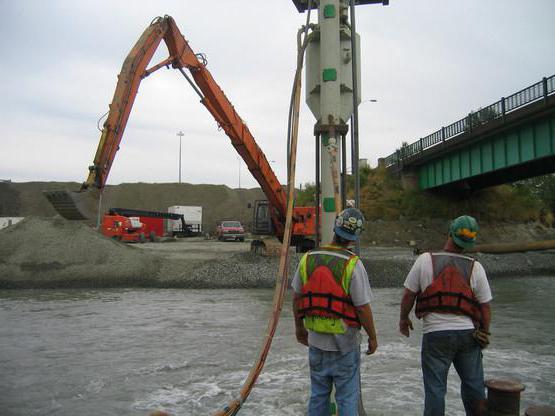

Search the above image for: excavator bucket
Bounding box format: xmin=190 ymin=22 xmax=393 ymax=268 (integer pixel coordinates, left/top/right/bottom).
xmin=43 ymin=189 xmax=100 ymax=221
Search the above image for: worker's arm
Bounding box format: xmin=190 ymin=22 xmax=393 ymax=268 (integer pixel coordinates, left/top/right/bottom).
xmin=480 ymin=302 xmax=491 ymax=332
xmin=292 ymin=293 xmax=308 ymax=346
xmin=399 ymin=288 xmax=417 ymax=337
xmin=355 ymin=303 xmax=378 ymax=355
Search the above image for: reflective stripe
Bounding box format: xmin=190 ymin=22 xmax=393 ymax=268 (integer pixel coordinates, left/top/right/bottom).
xmin=309 ymin=250 xmax=352 ymax=260
xmin=304 ymin=315 xmax=346 ymax=334
xmin=299 ymin=253 xmax=309 ymax=285
xmin=341 ymin=257 xmax=358 ymax=294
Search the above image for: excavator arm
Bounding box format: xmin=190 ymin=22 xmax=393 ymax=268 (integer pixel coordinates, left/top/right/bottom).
xmin=46 ymin=15 xmax=290 ymax=235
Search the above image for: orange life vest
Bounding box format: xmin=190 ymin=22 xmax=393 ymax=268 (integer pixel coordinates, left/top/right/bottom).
xmin=415 ymin=253 xmax=482 ymax=324
xmin=297 ymin=246 xmax=361 ymax=333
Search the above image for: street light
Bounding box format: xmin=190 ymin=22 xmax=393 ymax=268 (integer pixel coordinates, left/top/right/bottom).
xmin=176 ymin=131 xmax=184 ymax=184
xmin=237 ymin=155 xmax=241 ymax=189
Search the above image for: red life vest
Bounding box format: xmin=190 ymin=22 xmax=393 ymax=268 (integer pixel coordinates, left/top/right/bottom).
xmin=297 ymin=246 xmax=361 ymax=331
xmin=415 ymin=253 xmax=482 ymax=324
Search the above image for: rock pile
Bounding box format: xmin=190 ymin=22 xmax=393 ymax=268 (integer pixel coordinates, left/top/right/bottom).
xmin=0 ymin=216 xmax=160 ymax=288
xmin=1 ymin=216 xmax=553 ymax=289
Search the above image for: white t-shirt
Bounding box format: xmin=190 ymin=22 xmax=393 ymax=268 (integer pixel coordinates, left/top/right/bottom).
xmin=292 ymin=250 xmax=372 ymax=352
xmin=404 ymin=252 xmax=492 ymax=334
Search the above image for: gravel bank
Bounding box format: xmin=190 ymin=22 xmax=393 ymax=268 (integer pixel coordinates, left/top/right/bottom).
xmin=0 ymin=217 xmax=553 ymax=289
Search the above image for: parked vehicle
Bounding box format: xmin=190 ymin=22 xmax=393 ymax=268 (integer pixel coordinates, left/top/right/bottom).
xmin=216 ymin=221 xmax=245 ymax=242
xmin=167 ymin=206 xmax=202 ymax=236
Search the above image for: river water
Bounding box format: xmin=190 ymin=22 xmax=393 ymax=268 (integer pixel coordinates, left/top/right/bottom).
xmin=1 ymin=276 xmax=554 ymax=416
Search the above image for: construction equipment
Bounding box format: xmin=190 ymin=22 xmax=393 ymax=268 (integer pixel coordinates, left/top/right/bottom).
xmin=101 ymin=213 xmax=146 ymax=243
xmin=43 ymin=15 xmax=315 ymax=251
xmin=106 ymin=207 xmax=195 ymax=240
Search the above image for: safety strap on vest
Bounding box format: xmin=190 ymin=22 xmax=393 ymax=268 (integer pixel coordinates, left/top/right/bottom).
xmin=297 ymin=291 xmax=360 ymax=324
xmin=416 ymin=290 xmax=481 ymax=315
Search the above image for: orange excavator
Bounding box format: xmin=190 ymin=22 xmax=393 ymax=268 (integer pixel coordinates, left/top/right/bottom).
xmin=44 ymin=15 xmax=315 ymax=251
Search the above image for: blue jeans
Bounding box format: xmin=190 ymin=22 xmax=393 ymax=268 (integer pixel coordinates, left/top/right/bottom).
xmin=421 ymin=329 xmax=486 ymax=416
xmin=308 ymin=346 xmax=360 ymax=416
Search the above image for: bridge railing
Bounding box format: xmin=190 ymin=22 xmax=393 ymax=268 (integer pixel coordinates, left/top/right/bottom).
xmin=383 ymin=74 xmax=555 ymax=168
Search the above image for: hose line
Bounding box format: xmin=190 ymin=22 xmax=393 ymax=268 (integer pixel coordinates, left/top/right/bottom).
xmin=213 ymin=3 xmax=313 ymax=416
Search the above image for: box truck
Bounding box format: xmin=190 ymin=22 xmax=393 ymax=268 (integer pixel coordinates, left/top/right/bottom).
xmin=167 ymin=206 xmax=202 ymax=236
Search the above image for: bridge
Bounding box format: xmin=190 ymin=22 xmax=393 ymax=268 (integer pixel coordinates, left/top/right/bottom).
xmin=383 ymin=74 xmax=555 ymax=191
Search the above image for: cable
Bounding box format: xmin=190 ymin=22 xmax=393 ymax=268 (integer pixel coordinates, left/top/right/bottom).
xmin=96 ymin=110 xmax=109 ymax=132
xmin=287 ymin=2 xmax=314 ymax=180
xmin=213 ymin=3 xmax=313 ymax=415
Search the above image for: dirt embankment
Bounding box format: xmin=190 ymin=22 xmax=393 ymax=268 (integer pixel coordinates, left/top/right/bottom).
xmin=1 ymin=216 xmax=554 ymax=290
xmin=1 ymin=181 xmax=554 ymax=289
xmin=0 ymin=181 xmax=265 ymax=233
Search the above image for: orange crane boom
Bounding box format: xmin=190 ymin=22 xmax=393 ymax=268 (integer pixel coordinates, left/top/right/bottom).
xmin=45 ymin=15 xmax=314 ymax=243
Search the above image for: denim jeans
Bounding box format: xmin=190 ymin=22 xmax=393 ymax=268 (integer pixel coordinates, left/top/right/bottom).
xmin=421 ymin=329 xmax=485 ymax=416
xmin=308 ymin=346 xmax=360 ymax=416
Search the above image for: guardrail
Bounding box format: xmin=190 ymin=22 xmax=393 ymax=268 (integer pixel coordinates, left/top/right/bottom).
xmin=383 ymin=74 xmax=555 ymax=168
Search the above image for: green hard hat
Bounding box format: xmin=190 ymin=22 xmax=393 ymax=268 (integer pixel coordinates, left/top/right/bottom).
xmin=449 ymin=215 xmax=479 ymax=249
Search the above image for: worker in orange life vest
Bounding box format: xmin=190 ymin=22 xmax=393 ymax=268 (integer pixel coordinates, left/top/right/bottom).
xmin=399 ymin=215 xmax=492 ymax=416
xmin=292 ymin=207 xmax=378 ymax=416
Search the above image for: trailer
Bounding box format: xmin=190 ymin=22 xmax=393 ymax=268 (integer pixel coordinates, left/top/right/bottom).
xmin=167 ymin=206 xmax=202 ymax=236
xmin=106 ymin=208 xmax=196 ymax=240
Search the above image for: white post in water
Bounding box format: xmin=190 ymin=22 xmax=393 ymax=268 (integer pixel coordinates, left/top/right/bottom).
xmin=305 ymin=0 xmax=360 ymax=244
xmin=318 ymin=0 xmax=342 ymax=244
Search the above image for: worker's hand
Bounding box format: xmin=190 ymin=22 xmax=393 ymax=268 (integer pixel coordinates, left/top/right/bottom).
xmin=295 ymin=326 xmax=308 ymax=347
xmin=473 ymin=328 xmax=490 ymax=349
xmin=399 ymin=318 xmax=413 ymax=337
xmin=366 ymin=337 xmax=378 ymax=355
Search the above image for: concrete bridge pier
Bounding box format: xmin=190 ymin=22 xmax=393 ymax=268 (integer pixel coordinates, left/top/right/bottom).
xmin=400 ymin=168 xmax=419 ymax=191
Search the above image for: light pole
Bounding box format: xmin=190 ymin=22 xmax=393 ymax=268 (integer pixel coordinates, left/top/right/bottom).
xmin=176 ymin=130 xmax=184 ymax=184
xmin=237 ymin=155 xmax=241 ymax=189
xmin=351 ymin=97 xmax=377 ymax=254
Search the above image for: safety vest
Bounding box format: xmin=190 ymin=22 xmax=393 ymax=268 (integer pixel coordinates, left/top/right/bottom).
xmin=297 ymin=245 xmax=361 ymax=335
xmin=415 ymin=252 xmax=482 ymax=324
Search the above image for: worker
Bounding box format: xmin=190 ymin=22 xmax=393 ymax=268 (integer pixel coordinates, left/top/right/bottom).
xmin=399 ymin=215 xmax=492 ymax=416
xmin=292 ymin=207 xmax=378 ymax=416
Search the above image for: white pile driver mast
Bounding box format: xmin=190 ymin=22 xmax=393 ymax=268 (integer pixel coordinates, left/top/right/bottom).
xmin=292 ymin=0 xmax=388 ymax=245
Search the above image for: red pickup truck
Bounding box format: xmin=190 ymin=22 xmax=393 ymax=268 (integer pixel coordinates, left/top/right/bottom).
xmin=216 ymin=221 xmax=245 ymax=242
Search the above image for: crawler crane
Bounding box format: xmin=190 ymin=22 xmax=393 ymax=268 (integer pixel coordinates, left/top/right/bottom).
xmin=44 ymin=15 xmax=315 ymax=251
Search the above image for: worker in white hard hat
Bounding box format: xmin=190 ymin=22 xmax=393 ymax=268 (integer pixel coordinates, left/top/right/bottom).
xmin=292 ymin=207 xmax=378 ymax=416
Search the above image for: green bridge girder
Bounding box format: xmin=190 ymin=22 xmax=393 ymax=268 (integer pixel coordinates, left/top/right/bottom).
xmin=384 ymin=74 xmax=555 ymax=191
xmin=419 ymin=112 xmax=555 ymax=190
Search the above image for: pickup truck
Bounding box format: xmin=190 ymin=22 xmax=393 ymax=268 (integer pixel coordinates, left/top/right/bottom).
xmin=216 ymin=221 xmax=245 ymax=242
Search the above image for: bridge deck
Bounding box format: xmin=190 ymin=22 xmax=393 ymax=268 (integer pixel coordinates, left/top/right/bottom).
xmin=384 ymin=75 xmax=555 ymax=190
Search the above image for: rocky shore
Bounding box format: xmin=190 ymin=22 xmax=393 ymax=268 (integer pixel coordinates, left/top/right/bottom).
xmin=0 ymin=217 xmax=553 ymax=289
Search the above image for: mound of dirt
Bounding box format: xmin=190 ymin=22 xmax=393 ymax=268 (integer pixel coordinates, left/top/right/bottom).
xmin=362 ymin=218 xmax=555 ymax=250
xmin=1 ymin=181 xmax=265 ymax=233
xmin=0 ymin=216 xmax=161 ymax=288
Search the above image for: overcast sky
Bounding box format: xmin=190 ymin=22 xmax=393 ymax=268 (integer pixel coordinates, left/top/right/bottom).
xmin=1 ymin=0 xmax=554 ymax=189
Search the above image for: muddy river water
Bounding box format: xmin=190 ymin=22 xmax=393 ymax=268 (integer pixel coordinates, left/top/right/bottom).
xmin=1 ymin=276 xmax=554 ymax=415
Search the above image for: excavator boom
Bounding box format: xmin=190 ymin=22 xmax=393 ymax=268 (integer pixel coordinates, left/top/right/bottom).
xmin=45 ymin=16 xmax=308 ymax=239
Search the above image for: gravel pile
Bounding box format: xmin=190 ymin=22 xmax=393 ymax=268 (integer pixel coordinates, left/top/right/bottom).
xmin=1 ymin=217 xmax=553 ymax=289
xmin=0 ymin=216 xmax=161 ymax=288
xmin=0 ymin=216 xmax=300 ymax=289
xmin=359 ymin=246 xmax=555 ymax=288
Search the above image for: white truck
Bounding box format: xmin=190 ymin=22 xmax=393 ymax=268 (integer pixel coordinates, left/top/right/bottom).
xmin=166 ymin=206 xmax=202 ymax=237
